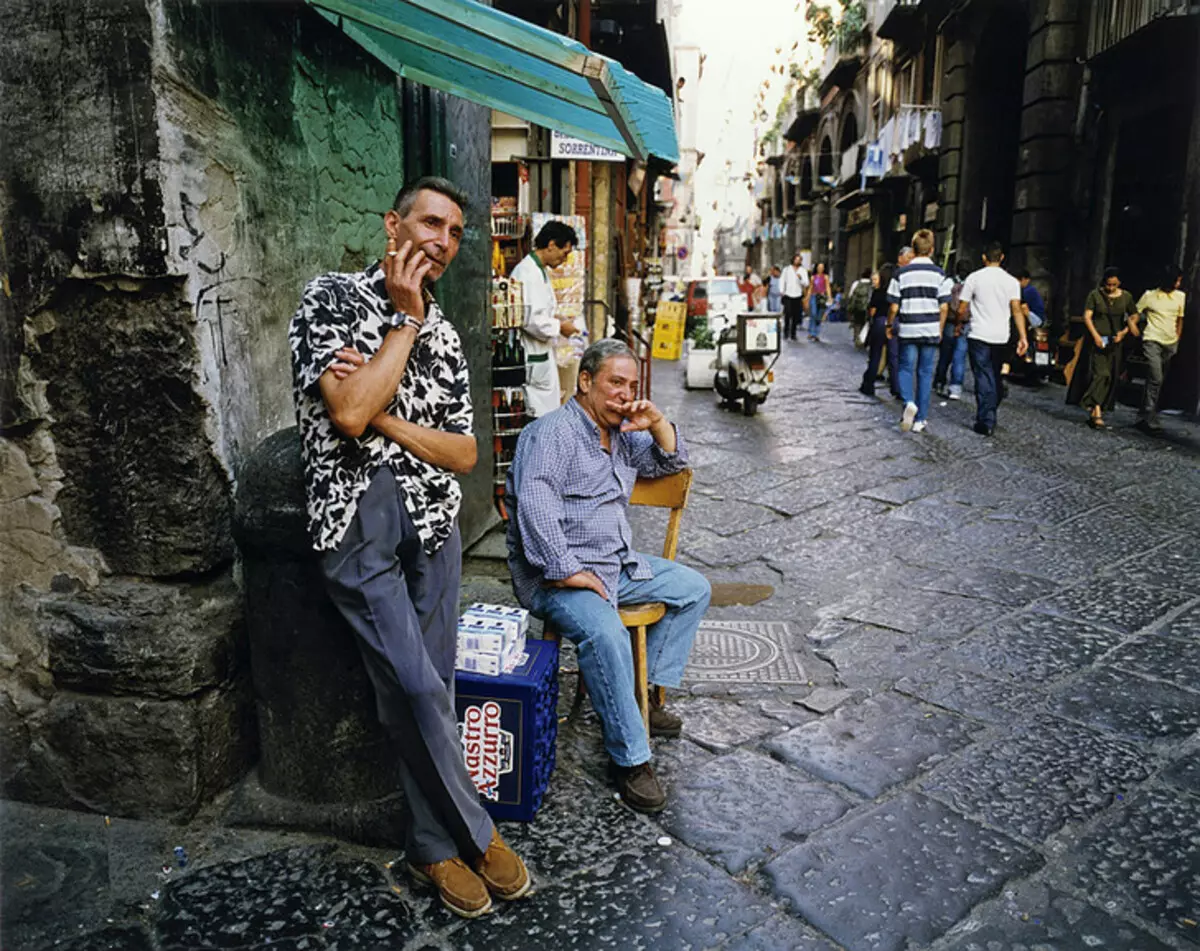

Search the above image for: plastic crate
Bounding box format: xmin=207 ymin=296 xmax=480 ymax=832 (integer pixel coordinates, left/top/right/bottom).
xmin=454 ymin=638 xmax=559 ymax=821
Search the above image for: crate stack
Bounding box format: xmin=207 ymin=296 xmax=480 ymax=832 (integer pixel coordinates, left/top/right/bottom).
xmin=651 ymin=300 xmax=687 ymax=360
xmin=455 ymin=602 xmax=528 ymax=677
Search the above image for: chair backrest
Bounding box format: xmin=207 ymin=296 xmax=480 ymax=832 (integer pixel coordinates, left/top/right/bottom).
xmin=629 ymin=469 xmax=693 ymax=561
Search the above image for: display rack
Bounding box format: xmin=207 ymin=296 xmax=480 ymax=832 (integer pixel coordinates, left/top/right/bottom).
xmin=489 ymin=277 xmax=527 ymax=520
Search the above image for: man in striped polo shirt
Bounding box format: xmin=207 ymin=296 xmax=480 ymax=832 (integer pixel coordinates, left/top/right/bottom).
xmin=886 ymin=229 xmax=953 ymax=432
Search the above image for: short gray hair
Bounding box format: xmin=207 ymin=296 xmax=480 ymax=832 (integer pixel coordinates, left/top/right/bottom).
xmin=578 ymin=338 xmax=635 ymax=384
xmin=392 ymin=176 xmax=470 ymax=218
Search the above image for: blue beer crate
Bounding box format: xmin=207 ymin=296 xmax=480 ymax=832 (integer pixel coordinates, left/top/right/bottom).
xmin=454 ymin=637 xmax=559 ymax=821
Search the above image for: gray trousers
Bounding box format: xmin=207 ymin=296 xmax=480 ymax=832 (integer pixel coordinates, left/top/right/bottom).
xmin=1141 ymin=340 xmax=1177 ymax=423
xmin=320 ymin=468 xmax=492 ymax=864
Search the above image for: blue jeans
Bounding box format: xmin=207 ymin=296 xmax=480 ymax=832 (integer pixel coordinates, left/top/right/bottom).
xmin=935 ymin=327 xmax=968 ymax=389
xmin=968 ymin=337 xmax=1003 ymax=430
xmin=808 ymin=295 xmax=825 ymax=338
xmin=897 ymin=340 xmax=939 ymax=423
xmin=530 ymin=555 xmax=710 ymax=767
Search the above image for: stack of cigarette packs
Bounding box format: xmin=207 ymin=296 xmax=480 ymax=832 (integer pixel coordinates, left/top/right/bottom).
xmin=455 ymin=603 xmax=529 ymax=676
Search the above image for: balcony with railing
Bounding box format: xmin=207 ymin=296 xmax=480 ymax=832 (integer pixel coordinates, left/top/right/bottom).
xmin=875 ymin=0 xmax=923 ymax=42
xmin=1088 ymin=0 xmax=1195 ymax=58
xmin=818 ymin=7 xmax=871 ymax=95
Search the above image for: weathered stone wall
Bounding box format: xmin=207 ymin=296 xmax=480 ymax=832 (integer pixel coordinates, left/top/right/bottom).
xmin=1 ymin=0 xmax=493 ymax=818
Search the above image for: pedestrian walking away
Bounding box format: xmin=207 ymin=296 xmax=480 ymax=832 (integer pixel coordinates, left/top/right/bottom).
xmin=780 ymin=252 xmax=809 ymax=340
xmin=506 ymin=339 xmax=711 ymax=815
xmin=887 ymin=246 xmax=916 ymax=396
xmin=859 ymin=264 xmax=894 ymax=397
xmin=1066 ymin=266 xmax=1137 ymax=429
xmin=766 ymin=265 xmax=783 ymax=313
xmin=958 ymin=243 xmax=1028 ymax=436
xmin=288 ymin=176 xmax=530 ymax=919
xmin=1130 ymin=264 xmax=1186 ymax=433
xmin=808 ymin=262 xmax=829 ymax=341
xmin=511 ymin=220 xmax=582 ymax=418
xmin=934 ymin=260 xmax=972 ymax=400
xmin=887 ymin=231 xmax=953 ymax=432
xmin=846 ymin=268 xmax=873 ymax=348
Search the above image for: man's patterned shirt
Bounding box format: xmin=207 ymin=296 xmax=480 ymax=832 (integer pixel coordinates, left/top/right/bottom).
xmin=288 ymin=263 xmax=472 ymax=554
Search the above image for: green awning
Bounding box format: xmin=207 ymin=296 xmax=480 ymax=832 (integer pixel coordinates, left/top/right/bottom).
xmin=307 ymin=0 xmax=679 ymax=163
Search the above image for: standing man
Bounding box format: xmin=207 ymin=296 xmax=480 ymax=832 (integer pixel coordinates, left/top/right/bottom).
xmin=1130 ymin=264 xmax=1186 ymax=434
xmin=780 ymin=252 xmax=810 ymax=341
xmin=289 ymin=177 xmax=530 ymax=919
xmin=511 ymin=221 xmax=581 ymax=418
xmin=958 ymin=242 xmax=1028 ymax=436
xmin=766 ymin=265 xmax=783 ymax=313
xmin=506 ymin=339 xmax=710 ymax=814
xmin=887 ymin=232 xmax=952 ymax=432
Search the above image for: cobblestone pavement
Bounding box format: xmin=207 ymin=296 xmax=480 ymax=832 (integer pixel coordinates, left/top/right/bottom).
xmin=5 ymin=324 xmax=1200 ymax=950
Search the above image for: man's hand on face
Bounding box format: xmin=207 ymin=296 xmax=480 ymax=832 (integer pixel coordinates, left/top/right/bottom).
xmin=551 ymin=571 xmax=608 ymax=601
xmin=385 ymin=237 xmax=433 ymax=320
xmin=330 ymin=347 xmax=366 ymax=380
xmin=608 ymin=399 xmax=664 ymax=433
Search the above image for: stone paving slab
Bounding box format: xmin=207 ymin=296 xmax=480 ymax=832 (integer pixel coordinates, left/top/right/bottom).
xmin=1055 ymin=784 xmax=1200 ymax=947
xmin=1048 ymin=665 xmax=1200 ymax=742
xmin=935 ymin=877 xmax=1180 ymax=951
xmin=765 ymin=692 xmax=981 ymax=799
xmin=814 ymin=625 xmax=930 ymax=689
xmin=1165 ymin=602 xmax=1200 ymax=641
xmin=763 ymin=792 xmax=1041 ymax=951
xmin=944 ymin=612 xmax=1125 ymax=684
xmin=836 ymin=587 xmax=1007 ymax=643
xmin=659 ymin=747 xmax=852 ymax=874
xmin=1102 ymin=537 xmax=1200 ymax=594
xmin=728 ymin=913 xmax=841 ymax=950
xmin=1161 ymin=751 xmax=1200 ymax=795
xmin=909 ymin=566 xmax=1062 ymax=607
xmin=1108 ymin=634 xmax=1200 ymax=693
xmin=920 ymin=714 xmax=1153 ymax=843
xmin=1031 ymin=582 xmax=1196 ymax=636
xmin=666 ymin=697 xmax=791 ymax=753
xmin=447 ymin=842 xmax=781 ymax=951
xmin=894 ymin=655 xmax=1046 ymax=725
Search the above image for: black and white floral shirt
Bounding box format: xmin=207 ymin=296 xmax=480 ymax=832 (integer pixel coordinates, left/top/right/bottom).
xmin=288 ymin=263 xmax=473 ymax=554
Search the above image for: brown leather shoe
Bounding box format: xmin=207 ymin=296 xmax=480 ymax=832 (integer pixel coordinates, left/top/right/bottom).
xmin=407 ymin=857 xmax=492 ymax=918
xmin=474 ymin=827 xmax=531 ymax=900
xmin=611 ymin=761 xmax=667 ymax=813
xmin=649 ymin=701 xmax=683 ymax=738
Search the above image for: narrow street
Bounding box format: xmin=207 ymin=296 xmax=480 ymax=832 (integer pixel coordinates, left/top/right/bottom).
xmin=7 ymin=325 xmax=1199 ymax=951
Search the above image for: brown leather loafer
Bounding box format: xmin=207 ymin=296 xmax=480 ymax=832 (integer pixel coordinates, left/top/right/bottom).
xmin=475 ymin=827 xmax=532 ymax=900
xmin=407 ymin=857 xmax=493 ymax=918
xmin=649 ymin=703 xmax=683 ymax=738
xmin=611 ymin=761 xmax=667 ymax=813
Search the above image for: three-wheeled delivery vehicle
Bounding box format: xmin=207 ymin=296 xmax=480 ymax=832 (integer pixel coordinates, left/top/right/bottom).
xmin=713 ymin=312 xmax=781 ymax=416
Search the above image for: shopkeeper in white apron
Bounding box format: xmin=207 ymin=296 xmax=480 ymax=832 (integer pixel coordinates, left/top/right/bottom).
xmin=511 ymin=220 xmax=580 ymax=417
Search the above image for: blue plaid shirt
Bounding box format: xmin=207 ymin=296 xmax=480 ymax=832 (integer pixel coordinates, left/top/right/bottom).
xmin=505 ymin=398 xmax=688 ymax=611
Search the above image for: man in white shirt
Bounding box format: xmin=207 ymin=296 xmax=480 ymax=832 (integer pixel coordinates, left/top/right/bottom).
xmin=511 ymin=221 xmax=581 ymax=417
xmin=779 ymin=252 xmax=810 ymax=341
xmin=957 ymin=242 xmax=1028 ymax=436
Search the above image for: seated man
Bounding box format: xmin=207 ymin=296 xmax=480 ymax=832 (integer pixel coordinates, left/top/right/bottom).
xmin=505 ymin=339 xmax=711 ymax=814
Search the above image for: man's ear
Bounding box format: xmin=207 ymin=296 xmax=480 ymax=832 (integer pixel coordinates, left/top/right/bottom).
xmin=577 ymin=370 xmax=591 ymax=394
xmin=384 ymin=209 xmax=403 ymax=240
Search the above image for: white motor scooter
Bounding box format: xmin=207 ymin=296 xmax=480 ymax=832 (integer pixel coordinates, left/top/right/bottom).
xmin=713 ymin=312 xmax=781 ymax=416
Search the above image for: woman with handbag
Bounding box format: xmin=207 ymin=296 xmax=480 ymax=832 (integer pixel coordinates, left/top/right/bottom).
xmin=1066 ymin=267 xmax=1138 ymax=429
xmin=808 ymin=262 xmax=829 ymax=342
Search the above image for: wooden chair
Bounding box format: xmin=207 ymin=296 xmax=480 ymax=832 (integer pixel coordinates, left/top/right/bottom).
xmin=545 ymin=469 xmax=693 ymax=735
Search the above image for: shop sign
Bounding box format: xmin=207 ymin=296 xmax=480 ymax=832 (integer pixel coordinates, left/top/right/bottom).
xmin=460 ymin=701 xmax=514 ymax=801
xmin=550 ymin=131 xmax=625 ymax=162
xmin=924 ymin=202 xmax=939 ymax=223
xmin=846 ymin=204 xmax=872 ymax=229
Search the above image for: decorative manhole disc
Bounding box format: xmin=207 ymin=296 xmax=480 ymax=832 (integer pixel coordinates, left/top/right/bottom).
xmin=682 ymin=620 xmax=808 ymax=684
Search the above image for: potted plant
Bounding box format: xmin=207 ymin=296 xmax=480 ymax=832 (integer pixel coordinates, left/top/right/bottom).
xmin=685 ymin=324 xmax=718 ymax=389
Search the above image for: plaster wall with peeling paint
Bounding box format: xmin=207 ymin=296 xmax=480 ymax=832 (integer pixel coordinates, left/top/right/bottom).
xmin=0 ymin=0 xmax=493 ymax=819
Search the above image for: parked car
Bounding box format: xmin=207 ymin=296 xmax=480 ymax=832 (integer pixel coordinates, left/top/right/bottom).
xmin=685 ymin=276 xmax=743 ymax=337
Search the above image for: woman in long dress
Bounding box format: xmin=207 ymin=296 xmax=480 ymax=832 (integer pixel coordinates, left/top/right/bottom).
xmin=1066 ymin=267 xmax=1138 ymax=429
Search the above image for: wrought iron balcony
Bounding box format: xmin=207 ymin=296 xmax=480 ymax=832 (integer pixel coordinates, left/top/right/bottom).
xmin=1087 ymin=0 xmax=1195 ymax=58
xmin=875 ymin=0 xmax=923 ymax=42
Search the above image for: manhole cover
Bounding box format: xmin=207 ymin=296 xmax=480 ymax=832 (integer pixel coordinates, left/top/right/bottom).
xmin=682 ymin=620 xmax=808 ymax=684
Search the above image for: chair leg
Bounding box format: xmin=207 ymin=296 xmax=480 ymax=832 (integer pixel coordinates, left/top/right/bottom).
xmin=632 ymin=625 xmax=650 ymax=736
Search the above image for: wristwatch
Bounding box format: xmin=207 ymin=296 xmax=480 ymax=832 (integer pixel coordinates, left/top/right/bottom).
xmin=388 ymin=311 xmax=424 ymax=333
